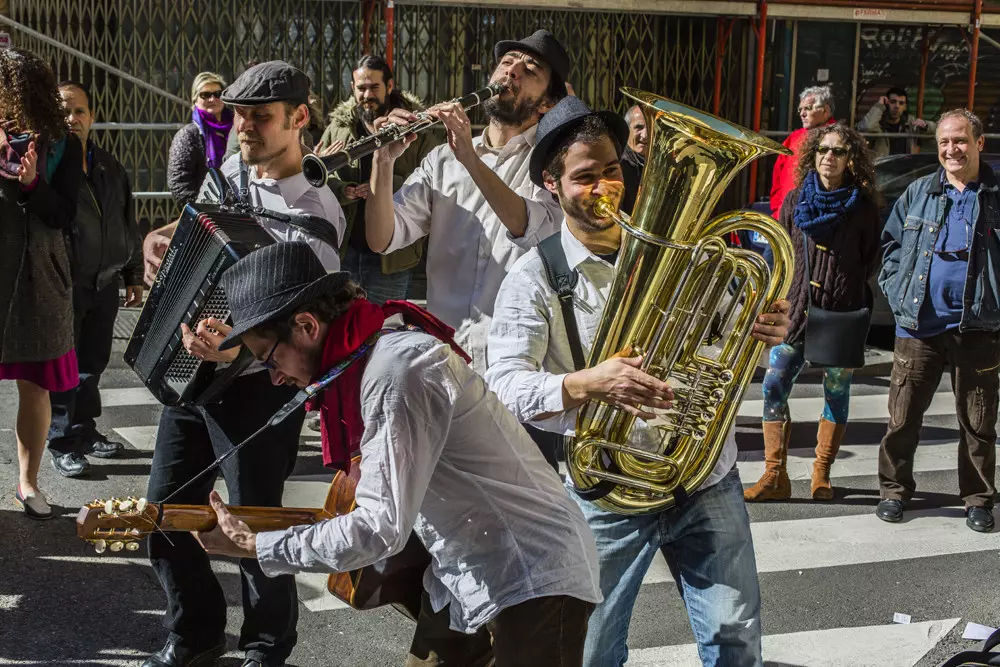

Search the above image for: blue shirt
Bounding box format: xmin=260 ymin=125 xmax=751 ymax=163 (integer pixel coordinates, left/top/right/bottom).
xmin=897 ymin=177 xmax=978 ymax=338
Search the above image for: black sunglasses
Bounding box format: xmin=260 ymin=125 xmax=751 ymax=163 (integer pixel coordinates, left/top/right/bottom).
xmin=198 ymin=90 xmax=223 ymax=100
xmin=816 ymin=146 xmax=849 ymax=157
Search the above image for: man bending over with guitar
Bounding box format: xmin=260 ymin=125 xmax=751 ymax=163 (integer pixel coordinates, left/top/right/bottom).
xmin=195 ymin=241 xmax=602 ymax=666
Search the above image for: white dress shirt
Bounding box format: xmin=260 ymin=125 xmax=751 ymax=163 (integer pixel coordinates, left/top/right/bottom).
xmin=485 ymin=221 xmax=737 ymax=495
xmin=200 ymin=153 xmax=346 ymax=271
xmin=256 ymin=321 xmax=601 ymax=633
xmin=383 ymin=125 xmax=563 ymax=372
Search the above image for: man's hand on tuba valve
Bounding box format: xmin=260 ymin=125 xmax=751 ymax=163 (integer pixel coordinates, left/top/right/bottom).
xmin=751 ymin=298 xmax=791 ymax=347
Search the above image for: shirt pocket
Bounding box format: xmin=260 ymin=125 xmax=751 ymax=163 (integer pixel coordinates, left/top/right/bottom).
xmin=900 ymin=215 xmax=925 ymax=254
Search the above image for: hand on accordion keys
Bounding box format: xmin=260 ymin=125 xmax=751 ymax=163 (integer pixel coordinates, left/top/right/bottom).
xmin=180 ymin=317 xmax=240 ymax=364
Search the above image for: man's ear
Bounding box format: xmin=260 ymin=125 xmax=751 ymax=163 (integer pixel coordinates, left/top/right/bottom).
xmin=294 ymin=103 xmax=310 ymax=131
xmin=386 ymin=79 xmax=395 ymax=95
xmin=293 ymin=311 xmax=323 ymax=342
xmin=542 ymin=169 xmax=559 ymax=196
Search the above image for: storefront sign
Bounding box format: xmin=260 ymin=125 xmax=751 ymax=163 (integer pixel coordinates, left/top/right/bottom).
xmin=853 ymin=8 xmax=888 ymax=20
xmin=0 ymin=32 xmax=10 ymax=50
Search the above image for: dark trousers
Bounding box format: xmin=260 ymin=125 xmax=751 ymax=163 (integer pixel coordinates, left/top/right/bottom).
xmin=405 ymin=592 xmax=594 ymax=667
xmin=146 ymin=371 xmax=304 ymax=663
xmin=879 ymin=330 xmax=1000 ymax=508
xmin=48 ymin=282 xmax=119 ymax=455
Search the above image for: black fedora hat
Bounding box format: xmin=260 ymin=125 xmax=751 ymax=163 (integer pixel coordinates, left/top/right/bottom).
xmin=218 ymin=242 xmax=350 ymax=351
xmin=494 ymin=30 xmax=570 ymax=97
xmin=528 ymin=95 xmax=631 ymax=187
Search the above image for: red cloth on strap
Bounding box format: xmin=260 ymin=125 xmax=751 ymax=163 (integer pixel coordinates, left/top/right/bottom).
xmin=305 ymin=299 xmax=470 ymax=471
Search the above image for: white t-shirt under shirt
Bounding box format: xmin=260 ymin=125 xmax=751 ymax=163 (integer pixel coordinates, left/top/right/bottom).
xmin=197 ymin=153 xmax=346 ymax=271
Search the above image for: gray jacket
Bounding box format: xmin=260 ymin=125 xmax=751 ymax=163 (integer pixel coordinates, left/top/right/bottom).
xmin=857 ymin=102 xmax=935 ymax=158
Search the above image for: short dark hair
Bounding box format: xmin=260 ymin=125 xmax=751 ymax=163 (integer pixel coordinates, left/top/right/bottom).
xmin=355 ymin=55 xmax=393 ymax=84
xmin=252 ymin=282 xmax=367 ymax=342
xmin=545 ymin=73 xmax=567 ymax=106
xmin=886 ymin=86 xmax=908 ymax=100
xmin=58 ymin=80 xmax=92 ymax=111
xmin=542 ymin=114 xmax=620 ymax=182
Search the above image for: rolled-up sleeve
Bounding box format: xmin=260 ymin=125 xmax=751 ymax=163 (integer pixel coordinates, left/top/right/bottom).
xmin=508 ymin=184 xmax=562 ymax=250
xmin=485 ymin=264 xmax=567 ymax=424
xmin=383 ymin=151 xmax=438 ymax=254
xmin=256 ymin=344 xmax=457 ymax=577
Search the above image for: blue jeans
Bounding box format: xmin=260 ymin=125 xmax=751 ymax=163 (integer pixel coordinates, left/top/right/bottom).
xmin=342 ymin=245 xmax=412 ymax=305
xmin=572 ymin=467 xmax=762 ymax=667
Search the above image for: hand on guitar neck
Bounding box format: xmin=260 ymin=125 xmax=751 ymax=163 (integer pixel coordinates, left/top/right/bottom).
xmin=193 ymin=490 xmax=258 ymax=558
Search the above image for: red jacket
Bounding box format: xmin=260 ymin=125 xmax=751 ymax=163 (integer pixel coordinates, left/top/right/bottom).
xmin=769 ymin=118 xmax=836 ymax=218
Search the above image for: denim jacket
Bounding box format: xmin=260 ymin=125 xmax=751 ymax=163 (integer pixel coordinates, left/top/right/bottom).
xmin=878 ymin=162 xmax=1000 ymax=331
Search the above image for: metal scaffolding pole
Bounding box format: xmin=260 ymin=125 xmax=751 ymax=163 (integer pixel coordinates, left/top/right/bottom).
xmin=969 ymin=0 xmax=983 ymax=109
xmin=748 ymin=0 xmax=768 ymax=203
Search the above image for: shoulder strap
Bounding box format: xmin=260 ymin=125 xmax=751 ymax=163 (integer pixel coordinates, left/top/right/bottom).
xmin=801 ymin=233 xmax=813 ymax=308
xmin=536 ymin=232 xmax=586 ymax=372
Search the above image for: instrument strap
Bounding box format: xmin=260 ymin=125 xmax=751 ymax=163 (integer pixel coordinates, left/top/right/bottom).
xmin=536 ymin=232 xmax=586 ymax=372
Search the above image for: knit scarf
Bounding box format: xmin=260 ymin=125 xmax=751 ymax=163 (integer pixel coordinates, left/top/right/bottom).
xmin=0 ymin=124 xmax=65 ymax=183
xmin=792 ymin=170 xmax=861 ymax=239
xmin=192 ymin=106 xmax=234 ymax=169
xmin=305 ymin=298 xmax=471 ymax=472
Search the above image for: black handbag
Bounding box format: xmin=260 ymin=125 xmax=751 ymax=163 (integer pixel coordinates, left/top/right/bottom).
xmin=801 ymin=235 xmax=872 ymax=369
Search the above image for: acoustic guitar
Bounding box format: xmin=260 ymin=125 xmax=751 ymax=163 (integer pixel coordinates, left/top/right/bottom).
xmin=76 ymin=456 xmax=429 ymax=617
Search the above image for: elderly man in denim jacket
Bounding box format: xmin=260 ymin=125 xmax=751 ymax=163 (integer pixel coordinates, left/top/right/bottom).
xmin=877 ymin=108 xmax=1000 ymax=533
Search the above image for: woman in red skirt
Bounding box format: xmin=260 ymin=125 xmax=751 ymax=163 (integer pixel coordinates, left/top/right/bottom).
xmin=0 ymin=49 xmax=83 ymax=519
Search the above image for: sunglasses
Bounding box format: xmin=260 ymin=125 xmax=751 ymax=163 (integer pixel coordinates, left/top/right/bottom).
xmin=198 ymin=90 xmax=223 ymax=100
xmin=817 ymin=146 xmax=849 ymax=157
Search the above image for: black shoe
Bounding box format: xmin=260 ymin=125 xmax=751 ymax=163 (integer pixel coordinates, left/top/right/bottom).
xmin=51 ymin=452 xmax=91 ymax=478
xmin=876 ymin=498 xmax=905 ymax=523
xmin=242 ymin=660 xmax=283 ymax=667
xmin=86 ymin=435 xmax=125 ymax=459
xmin=141 ymin=637 xmax=226 ymax=667
xmin=966 ymin=506 xmax=995 ymax=533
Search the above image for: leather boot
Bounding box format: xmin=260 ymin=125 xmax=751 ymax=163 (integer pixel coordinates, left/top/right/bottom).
xmin=744 ymin=420 xmax=792 ymax=502
xmin=811 ymin=418 xmax=846 ymax=501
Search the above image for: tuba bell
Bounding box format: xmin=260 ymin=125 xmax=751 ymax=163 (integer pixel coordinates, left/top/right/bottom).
xmin=565 ymin=89 xmax=795 ymax=515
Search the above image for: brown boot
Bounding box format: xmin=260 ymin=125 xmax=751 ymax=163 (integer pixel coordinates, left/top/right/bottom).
xmin=811 ymin=419 xmax=846 ymax=501
xmin=744 ymin=420 xmax=792 ymax=502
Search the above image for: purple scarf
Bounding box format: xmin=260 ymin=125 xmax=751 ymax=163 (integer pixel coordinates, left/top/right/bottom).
xmin=191 ymin=106 xmax=234 ymax=169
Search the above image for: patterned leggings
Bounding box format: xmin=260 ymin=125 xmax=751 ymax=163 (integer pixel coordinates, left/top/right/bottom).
xmin=762 ymin=343 xmax=853 ymax=424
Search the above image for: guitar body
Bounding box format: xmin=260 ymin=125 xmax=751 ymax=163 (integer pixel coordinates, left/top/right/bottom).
xmin=324 ymin=456 xmax=430 ymax=618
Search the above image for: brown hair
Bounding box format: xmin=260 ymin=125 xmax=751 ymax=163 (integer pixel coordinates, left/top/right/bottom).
xmin=794 ymin=123 xmax=878 ymax=201
xmin=0 ymin=49 xmax=67 ymax=140
xmin=252 ymin=282 xmax=367 ymax=342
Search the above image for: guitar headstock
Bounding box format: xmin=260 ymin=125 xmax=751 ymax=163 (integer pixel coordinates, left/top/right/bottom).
xmin=76 ymin=497 xmax=158 ymax=553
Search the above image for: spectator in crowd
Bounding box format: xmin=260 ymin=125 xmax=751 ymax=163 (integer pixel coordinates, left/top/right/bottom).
xmin=46 ymin=81 xmax=144 ymax=478
xmin=745 ymin=124 xmax=881 ymax=502
xmin=0 ymin=49 xmax=82 ymax=520
xmin=857 ymin=86 xmax=935 ymax=157
xmin=620 ymin=104 xmax=647 ymax=215
xmin=316 ymin=55 xmax=440 ymax=304
xmin=168 ymin=71 xmax=234 ymax=204
xmin=770 ymin=85 xmax=836 ymax=218
xmin=877 ymin=109 xmax=999 ymax=533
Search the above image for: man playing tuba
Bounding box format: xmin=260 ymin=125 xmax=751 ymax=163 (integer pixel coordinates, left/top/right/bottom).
xmin=486 ymin=96 xmax=791 ymax=667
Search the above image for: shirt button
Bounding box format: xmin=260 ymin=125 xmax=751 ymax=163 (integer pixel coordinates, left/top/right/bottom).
xmin=924 ymin=251 xmax=930 ymax=257
xmin=919 ymin=274 xmax=924 ymax=280
xmin=929 ymin=227 xmax=935 ymax=232
xmin=914 ymin=297 xmax=919 ymax=303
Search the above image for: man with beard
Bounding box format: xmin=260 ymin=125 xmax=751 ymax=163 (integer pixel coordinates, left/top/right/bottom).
xmin=365 ymin=30 xmax=568 ymax=372
xmin=316 ymin=55 xmax=439 ymax=303
xmin=137 ymin=61 xmax=344 ymax=667
xmin=486 ymin=96 xmax=792 ymax=667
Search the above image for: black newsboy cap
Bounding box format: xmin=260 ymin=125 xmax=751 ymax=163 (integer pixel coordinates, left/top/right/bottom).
xmin=222 ymin=60 xmax=311 ymax=106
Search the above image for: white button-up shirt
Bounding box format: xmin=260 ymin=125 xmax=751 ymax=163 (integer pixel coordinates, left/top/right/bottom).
xmin=203 ymin=154 xmax=346 ymax=271
xmin=485 ymin=221 xmax=737 ymax=494
xmin=384 ymin=125 xmax=563 ymax=372
xmin=256 ymin=323 xmax=601 ymax=633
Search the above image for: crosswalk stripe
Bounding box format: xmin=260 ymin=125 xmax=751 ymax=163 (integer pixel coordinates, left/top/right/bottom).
xmin=112 ymin=424 xmax=321 ymax=451
xmin=625 ymin=617 xmax=961 ymax=667
xmin=101 ymin=386 xmax=158 ymax=407
xmin=738 ymin=389 xmax=957 ymax=420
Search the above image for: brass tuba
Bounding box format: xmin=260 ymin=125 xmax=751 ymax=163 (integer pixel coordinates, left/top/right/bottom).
xmin=566 ymin=89 xmax=795 ymax=515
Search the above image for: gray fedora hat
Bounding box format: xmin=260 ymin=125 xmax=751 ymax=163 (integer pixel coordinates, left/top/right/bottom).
xmin=218 ymin=242 xmax=350 ymax=351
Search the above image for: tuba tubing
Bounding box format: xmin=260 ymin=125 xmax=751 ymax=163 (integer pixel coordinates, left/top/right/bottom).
xmin=565 ymin=88 xmax=795 ymax=515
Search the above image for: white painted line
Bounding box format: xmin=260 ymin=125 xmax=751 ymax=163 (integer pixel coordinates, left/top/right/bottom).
xmin=736 ymin=439 xmax=996 ymax=482
xmin=113 ymin=425 xmax=158 ymax=451
xmin=100 ymin=386 xmax=158 ymax=407
xmin=297 ymin=571 xmax=350 ymax=612
xmin=626 ymin=617 xmax=960 ymax=667
xmin=739 ymin=390 xmax=955 ymax=421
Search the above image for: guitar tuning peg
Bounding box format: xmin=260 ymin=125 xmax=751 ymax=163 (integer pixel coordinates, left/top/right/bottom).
xmin=119 ymin=499 xmax=134 ymax=511
xmin=136 ymin=498 xmax=148 ymax=512
xmin=109 ymin=541 xmax=124 ymax=552
xmin=125 ymin=542 xmax=139 ymax=552
xmin=94 ymin=539 xmax=107 ymax=554
xmin=104 ymin=500 xmax=114 ymax=514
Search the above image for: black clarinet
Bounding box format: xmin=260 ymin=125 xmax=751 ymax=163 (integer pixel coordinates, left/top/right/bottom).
xmin=302 ymin=82 xmax=506 ymax=188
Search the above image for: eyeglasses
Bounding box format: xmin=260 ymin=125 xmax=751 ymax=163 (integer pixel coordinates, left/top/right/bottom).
xmin=198 ymin=90 xmax=223 ymax=100
xmin=261 ymin=339 xmax=281 ymax=371
xmin=798 ymin=104 xmax=822 ymax=113
xmin=817 ymin=146 xmax=849 ymax=157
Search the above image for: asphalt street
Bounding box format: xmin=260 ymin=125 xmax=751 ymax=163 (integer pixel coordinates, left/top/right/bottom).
xmin=0 ymin=321 xmax=998 ymax=667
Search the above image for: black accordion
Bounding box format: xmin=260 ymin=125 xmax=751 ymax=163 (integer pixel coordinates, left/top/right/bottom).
xmin=125 ymin=203 xmax=275 ymax=406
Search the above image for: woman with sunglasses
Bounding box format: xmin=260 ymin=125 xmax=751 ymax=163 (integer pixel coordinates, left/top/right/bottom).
xmin=745 ymin=123 xmax=881 ymax=503
xmin=167 ymin=71 xmax=234 ymax=204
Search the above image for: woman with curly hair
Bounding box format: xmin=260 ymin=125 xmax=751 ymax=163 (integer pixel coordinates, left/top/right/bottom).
xmin=0 ymin=48 xmax=82 ymax=519
xmin=745 ymin=123 xmax=881 ymax=503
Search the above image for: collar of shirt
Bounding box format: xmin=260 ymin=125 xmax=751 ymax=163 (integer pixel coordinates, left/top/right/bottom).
xmin=561 ymin=220 xmax=618 ymax=271
xmin=248 ymin=166 xmax=312 ymax=208
xmin=475 ymin=123 xmax=539 ymax=162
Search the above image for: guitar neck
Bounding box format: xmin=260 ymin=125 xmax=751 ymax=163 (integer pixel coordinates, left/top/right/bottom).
xmin=157 ymin=504 xmax=332 ymax=533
